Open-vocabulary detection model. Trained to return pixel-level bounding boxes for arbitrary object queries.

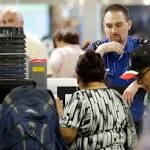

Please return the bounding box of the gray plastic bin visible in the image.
[29,57,47,88]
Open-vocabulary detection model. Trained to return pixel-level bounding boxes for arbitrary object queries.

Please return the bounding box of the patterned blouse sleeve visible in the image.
[118,93,138,150]
[60,91,86,129]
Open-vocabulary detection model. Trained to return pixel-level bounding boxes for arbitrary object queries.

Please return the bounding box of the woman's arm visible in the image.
[60,127,78,144]
[121,97,138,149]
[55,97,78,144]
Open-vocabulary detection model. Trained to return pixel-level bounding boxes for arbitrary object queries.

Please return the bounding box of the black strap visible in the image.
[92,40,102,50]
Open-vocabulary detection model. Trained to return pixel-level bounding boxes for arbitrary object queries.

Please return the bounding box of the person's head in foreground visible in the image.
[130,45,150,92]
[137,67,150,92]
[75,50,105,88]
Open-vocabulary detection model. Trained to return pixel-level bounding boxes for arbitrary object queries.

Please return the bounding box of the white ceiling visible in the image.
[0,0,150,5]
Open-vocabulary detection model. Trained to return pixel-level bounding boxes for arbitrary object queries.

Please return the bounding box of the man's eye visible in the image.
[116,24,123,27]
[106,25,112,28]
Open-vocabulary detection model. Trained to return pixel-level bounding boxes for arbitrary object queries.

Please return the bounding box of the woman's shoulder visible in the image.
[73,88,121,95]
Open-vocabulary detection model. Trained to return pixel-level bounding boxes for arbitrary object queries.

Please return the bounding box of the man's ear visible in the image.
[103,22,106,30]
[21,20,24,27]
[76,74,80,84]
[128,20,132,30]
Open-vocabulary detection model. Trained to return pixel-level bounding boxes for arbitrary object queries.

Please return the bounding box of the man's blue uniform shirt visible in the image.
[90,36,145,121]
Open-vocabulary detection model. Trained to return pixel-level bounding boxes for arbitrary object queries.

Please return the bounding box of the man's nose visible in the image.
[111,26,118,33]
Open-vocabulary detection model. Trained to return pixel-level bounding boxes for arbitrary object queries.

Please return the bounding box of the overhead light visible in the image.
[143,0,150,5]
[78,0,85,6]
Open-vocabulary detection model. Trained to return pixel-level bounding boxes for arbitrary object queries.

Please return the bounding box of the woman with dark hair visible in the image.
[56,50,137,150]
[48,28,83,77]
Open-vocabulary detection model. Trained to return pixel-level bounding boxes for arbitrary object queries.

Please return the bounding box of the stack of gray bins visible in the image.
[0,27,29,79]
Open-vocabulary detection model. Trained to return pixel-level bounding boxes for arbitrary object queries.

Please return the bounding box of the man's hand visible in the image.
[123,81,142,106]
[96,41,124,56]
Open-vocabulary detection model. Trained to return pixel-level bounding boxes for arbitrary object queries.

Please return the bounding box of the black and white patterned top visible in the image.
[60,88,137,150]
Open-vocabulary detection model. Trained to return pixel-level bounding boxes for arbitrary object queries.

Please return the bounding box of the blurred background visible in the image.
[1,0,150,136]
[0,0,150,50]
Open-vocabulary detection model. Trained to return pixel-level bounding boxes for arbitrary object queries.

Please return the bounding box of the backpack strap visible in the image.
[0,129,49,150]
[25,129,49,150]
[47,89,57,108]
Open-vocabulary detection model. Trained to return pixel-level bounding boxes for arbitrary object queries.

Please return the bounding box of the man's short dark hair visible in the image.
[104,4,130,21]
